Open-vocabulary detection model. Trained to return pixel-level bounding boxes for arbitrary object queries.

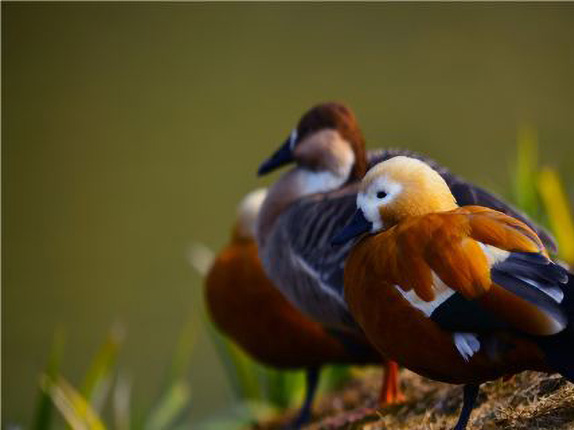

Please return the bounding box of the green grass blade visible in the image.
[140,315,197,429]
[32,329,65,430]
[163,315,198,391]
[263,368,286,408]
[538,167,574,264]
[40,374,107,430]
[81,325,125,412]
[264,369,304,410]
[223,337,264,401]
[318,365,351,394]
[203,310,263,401]
[263,366,350,412]
[513,126,540,219]
[144,381,191,430]
[112,372,131,430]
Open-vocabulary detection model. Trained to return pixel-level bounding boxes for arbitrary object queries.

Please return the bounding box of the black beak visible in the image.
[257,137,295,176]
[331,209,372,246]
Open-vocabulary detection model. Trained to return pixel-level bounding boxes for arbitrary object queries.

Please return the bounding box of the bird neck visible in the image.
[257,166,351,246]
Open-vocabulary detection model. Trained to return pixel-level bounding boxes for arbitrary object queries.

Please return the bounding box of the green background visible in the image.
[3,2,574,426]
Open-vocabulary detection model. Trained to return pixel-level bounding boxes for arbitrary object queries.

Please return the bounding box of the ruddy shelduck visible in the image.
[205,189,388,428]
[333,156,573,430]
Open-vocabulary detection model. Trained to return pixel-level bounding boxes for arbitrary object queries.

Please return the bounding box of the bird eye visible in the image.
[377,191,387,199]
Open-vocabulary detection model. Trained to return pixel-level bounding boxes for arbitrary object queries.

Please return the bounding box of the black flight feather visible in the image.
[490,268,567,330]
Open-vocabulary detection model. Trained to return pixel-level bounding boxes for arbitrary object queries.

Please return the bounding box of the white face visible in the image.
[356,176,403,232]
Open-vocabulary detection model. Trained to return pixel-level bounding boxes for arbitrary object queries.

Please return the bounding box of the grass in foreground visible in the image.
[32,322,195,430]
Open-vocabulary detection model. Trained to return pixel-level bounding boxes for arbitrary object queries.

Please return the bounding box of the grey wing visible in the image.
[368,149,557,252]
[260,191,362,332]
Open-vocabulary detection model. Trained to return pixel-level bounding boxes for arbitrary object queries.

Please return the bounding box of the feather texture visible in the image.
[348,206,567,339]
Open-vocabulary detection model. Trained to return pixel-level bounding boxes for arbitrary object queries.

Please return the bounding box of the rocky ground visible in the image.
[257,368,574,430]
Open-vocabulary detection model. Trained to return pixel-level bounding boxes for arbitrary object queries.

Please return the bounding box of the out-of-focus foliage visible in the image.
[41,375,107,430]
[33,330,65,430]
[81,326,124,414]
[512,129,574,265]
[538,167,574,265]
[33,323,195,430]
[513,127,541,220]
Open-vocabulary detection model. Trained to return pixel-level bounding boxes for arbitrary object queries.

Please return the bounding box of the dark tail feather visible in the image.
[538,272,574,383]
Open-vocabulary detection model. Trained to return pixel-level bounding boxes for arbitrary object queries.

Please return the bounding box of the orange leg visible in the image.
[379,360,405,406]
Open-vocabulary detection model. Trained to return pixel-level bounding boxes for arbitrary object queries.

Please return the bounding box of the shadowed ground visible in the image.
[258,369,574,430]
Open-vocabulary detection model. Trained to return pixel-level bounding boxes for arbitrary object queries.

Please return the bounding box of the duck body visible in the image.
[334,156,573,429]
[344,206,560,384]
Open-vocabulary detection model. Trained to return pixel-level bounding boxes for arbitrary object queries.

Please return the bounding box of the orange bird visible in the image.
[332,156,573,430]
[205,189,391,429]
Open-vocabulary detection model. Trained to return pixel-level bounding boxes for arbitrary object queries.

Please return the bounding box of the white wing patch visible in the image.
[395,268,483,361]
[480,243,510,265]
[395,271,455,317]
[453,332,481,361]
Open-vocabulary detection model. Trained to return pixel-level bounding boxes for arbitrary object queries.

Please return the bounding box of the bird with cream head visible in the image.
[333,156,574,430]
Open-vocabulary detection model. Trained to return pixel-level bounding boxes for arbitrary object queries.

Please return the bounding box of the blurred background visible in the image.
[3,2,574,428]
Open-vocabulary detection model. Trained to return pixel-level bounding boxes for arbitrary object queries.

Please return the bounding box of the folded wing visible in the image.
[377,207,568,337]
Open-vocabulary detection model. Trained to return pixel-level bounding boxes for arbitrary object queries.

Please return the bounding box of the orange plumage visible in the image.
[345,206,554,383]
[334,157,572,430]
[366,206,542,302]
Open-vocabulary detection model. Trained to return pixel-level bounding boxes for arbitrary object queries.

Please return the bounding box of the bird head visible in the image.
[257,102,367,182]
[332,156,458,244]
